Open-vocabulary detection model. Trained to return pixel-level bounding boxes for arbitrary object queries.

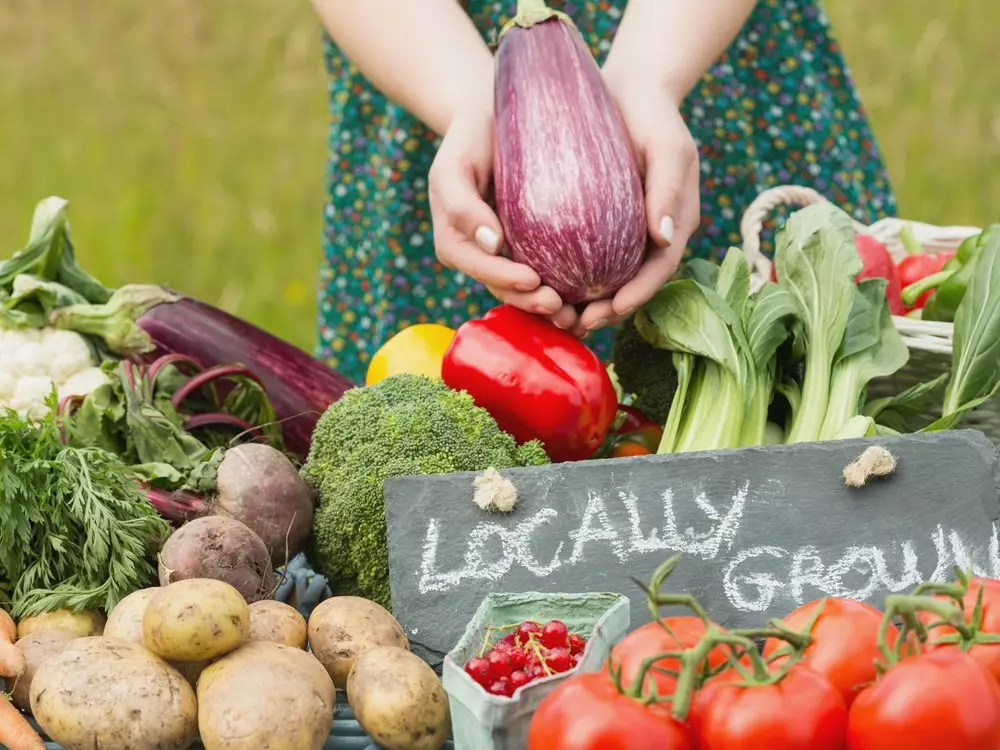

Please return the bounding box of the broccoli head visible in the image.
[303,374,549,608]
[611,314,677,425]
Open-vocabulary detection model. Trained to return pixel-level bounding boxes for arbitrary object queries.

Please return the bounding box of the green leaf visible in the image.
[864,373,949,433]
[746,284,798,369]
[835,278,886,365]
[714,247,752,320]
[679,259,719,290]
[941,233,1000,417]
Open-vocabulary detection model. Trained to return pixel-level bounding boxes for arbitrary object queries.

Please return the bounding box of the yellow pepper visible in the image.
[366,324,456,386]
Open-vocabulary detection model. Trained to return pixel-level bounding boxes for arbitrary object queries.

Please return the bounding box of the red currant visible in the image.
[507,647,527,671]
[570,651,583,668]
[567,634,586,654]
[496,633,518,651]
[486,649,512,680]
[464,657,491,687]
[541,620,569,649]
[528,663,547,680]
[545,646,572,673]
[509,669,530,694]
[487,677,512,697]
[516,621,541,646]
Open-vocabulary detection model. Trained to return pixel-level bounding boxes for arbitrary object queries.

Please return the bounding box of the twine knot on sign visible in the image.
[472,467,520,512]
[843,446,898,488]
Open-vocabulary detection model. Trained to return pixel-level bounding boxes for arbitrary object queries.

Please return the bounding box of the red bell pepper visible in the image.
[769,234,905,315]
[897,251,955,311]
[441,305,618,463]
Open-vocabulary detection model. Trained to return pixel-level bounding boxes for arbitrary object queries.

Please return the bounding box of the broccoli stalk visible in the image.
[302,374,549,609]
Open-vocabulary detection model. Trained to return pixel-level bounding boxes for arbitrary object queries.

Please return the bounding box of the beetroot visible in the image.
[158,516,276,603]
[493,0,647,304]
[145,443,315,567]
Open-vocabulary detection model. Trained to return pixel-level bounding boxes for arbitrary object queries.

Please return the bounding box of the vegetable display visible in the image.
[493,0,647,304]
[441,304,618,462]
[366,323,456,386]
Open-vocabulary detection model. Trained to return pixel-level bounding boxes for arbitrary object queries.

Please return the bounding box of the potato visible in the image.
[17,609,105,639]
[308,596,409,689]
[104,588,160,643]
[30,636,197,750]
[248,600,307,648]
[347,646,449,750]
[104,586,210,687]
[10,630,77,711]
[144,578,249,662]
[198,641,335,750]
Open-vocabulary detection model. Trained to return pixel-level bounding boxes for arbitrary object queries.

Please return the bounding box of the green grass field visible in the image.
[0,0,995,351]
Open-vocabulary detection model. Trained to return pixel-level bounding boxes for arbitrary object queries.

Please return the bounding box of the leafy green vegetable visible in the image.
[776,204,863,443]
[0,396,170,617]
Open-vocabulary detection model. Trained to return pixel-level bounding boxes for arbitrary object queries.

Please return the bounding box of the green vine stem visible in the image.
[605,553,816,723]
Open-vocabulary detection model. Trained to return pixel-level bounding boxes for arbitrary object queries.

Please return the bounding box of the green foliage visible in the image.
[304,374,549,608]
[0,397,171,617]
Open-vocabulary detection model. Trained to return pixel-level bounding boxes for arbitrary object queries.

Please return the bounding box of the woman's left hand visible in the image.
[567,69,702,337]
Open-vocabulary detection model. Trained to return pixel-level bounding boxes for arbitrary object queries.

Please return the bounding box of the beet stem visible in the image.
[171,365,262,411]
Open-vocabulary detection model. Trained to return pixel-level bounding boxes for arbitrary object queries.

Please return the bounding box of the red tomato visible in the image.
[527,672,692,750]
[848,649,1000,749]
[762,597,896,707]
[916,576,1000,681]
[605,617,730,696]
[689,664,847,750]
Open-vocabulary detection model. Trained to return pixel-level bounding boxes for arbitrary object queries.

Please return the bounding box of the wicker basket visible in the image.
[738,185,1000,441]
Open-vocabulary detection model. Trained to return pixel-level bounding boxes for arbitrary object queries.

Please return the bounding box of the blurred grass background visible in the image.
[0,0,996,351]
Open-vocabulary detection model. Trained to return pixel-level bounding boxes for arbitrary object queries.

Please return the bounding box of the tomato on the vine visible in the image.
[762,597,896,707]
[848,648,1000,749]
[605,617,729,696]
[915,576,1000,681]
[689,663,847,750]
[527,672,692,750]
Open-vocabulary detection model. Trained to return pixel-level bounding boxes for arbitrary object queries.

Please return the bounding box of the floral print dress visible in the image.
[318,0,896,383]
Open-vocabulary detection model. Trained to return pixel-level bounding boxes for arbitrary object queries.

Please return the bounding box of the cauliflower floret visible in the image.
[9,375,56,418]
[0,369,16,404]
[41,328,96,384]
[4,339,49,378]
[58,366,109,399]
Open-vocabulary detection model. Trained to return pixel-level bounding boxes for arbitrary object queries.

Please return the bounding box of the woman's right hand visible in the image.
[428,104,576,327]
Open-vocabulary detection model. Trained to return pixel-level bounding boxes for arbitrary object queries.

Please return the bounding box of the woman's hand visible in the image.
[571,69,702,335]
[428,104,572,323]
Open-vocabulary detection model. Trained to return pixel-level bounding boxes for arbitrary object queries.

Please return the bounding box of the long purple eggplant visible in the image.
[493,0,647,305]
[49,285,355,459]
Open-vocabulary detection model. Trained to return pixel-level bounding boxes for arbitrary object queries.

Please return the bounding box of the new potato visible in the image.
[30,636,198,750]
[198,641,335,750]
[247,600,307,648]
[347,646,450,750]
[143,579,249,662]
[17,609,105,639]
[308,596,409,688]
[10,630,77,711]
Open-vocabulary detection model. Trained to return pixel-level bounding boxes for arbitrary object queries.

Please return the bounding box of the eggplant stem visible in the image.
[171,365,262,411]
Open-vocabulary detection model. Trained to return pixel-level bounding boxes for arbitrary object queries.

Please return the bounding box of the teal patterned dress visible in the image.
[318,0,896,383]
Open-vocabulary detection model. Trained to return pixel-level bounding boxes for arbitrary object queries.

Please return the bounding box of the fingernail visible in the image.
[588,318,610,331]
[659,216,675,244]
[533,304,557,315]
[515,282,536,292]
[552,319,568,329]
[475,226,500,253]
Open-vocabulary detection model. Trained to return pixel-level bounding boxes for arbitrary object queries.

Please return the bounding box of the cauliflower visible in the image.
[0,325,109,417]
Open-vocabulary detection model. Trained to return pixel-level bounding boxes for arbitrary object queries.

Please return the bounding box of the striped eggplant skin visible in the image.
[493,18,648,305]
[134,294,356,460]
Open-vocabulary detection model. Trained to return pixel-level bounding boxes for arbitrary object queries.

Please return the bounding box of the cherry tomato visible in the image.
[690,664,847,750]
[527,672,692,750]
[763,597,897,707]
[605,617,730,696]
[916,576,1000,681]
[848,648,1000,749]
[614,405,658,434]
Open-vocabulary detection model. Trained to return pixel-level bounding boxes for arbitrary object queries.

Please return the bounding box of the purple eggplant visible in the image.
[49,285,355,459]
[493,0,648,305]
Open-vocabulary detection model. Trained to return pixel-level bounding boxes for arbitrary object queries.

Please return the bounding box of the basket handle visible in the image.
[740,185,871,280]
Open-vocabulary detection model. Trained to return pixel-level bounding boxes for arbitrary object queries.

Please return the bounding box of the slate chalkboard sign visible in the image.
[383,430,1000,667]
